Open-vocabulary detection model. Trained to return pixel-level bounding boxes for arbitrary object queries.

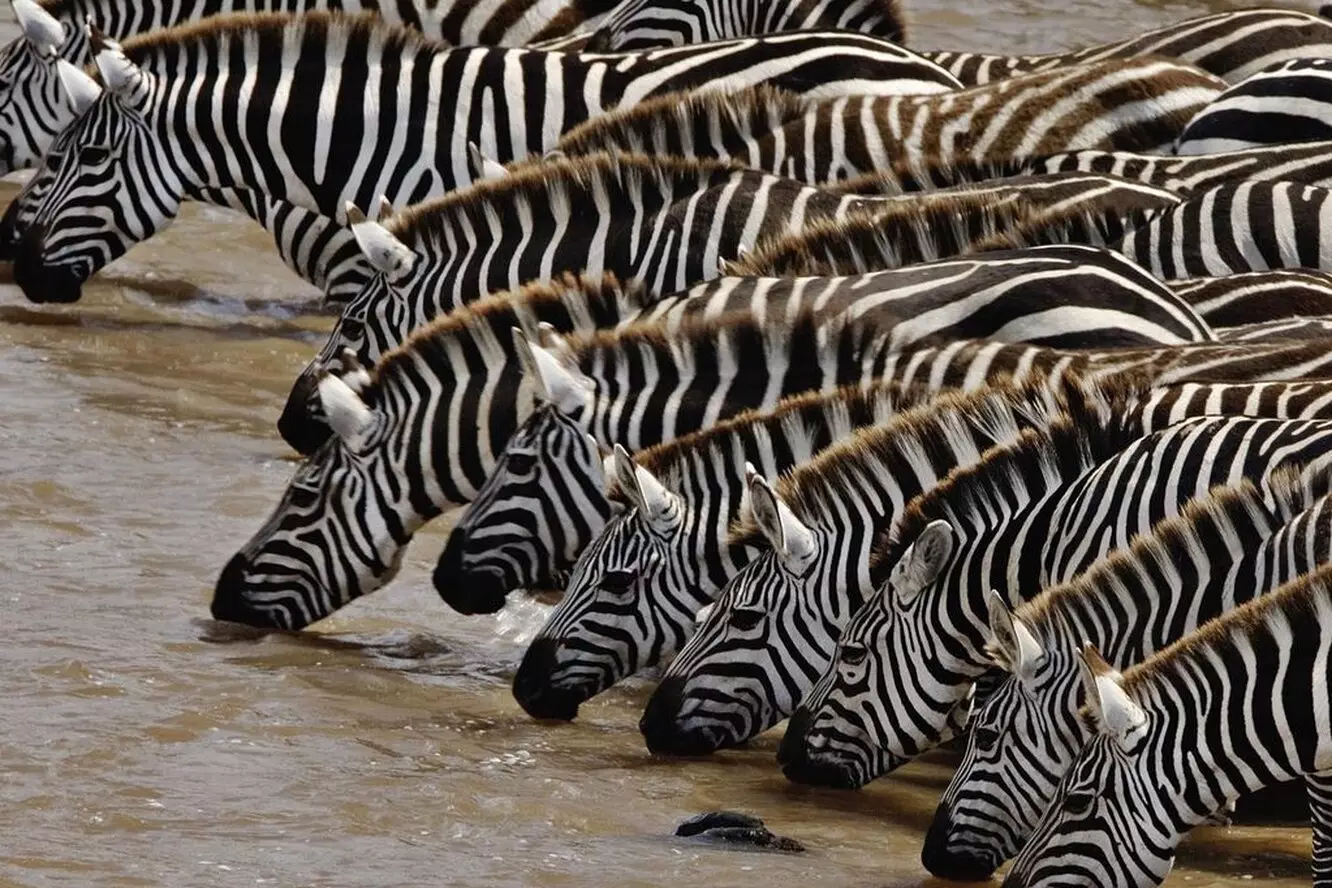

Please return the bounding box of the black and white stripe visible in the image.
[1003,561,1332,888]
[1175,58,1332,156]
[778,415,1332,788]
[923,468,1332,881]
[8,11,960,303]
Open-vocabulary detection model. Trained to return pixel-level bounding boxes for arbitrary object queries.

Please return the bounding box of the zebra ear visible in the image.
[747,472,816,566]
[467,142,510,181]
[375,195,395,222]
[512,329,593,415]
[536,321,569,351]
[1077,643,1147,750]
[318,372,375,447]
[56,59,101,115]
[348,208,416,279]
[888,519,953,606]
[90,25,148,102]
[613,443,678,532]
[986,591,1044,683]
[15,0,64,55]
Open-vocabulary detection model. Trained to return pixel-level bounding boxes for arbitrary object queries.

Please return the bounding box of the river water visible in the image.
[0,3,1319,885]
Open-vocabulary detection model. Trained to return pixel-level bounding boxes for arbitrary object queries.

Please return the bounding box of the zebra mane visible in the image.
[966,201,1156,255]
[724,372,1114,551]
[553,84,808,158]
[863,374,1145,578]
[372,271,648,387]
[1015,464,1332,650]
[1111,557,1332,704]
[723,193,1032,277]
[628,379,933,498]
[833,154,1055,196]
[114,11,443,70]
[386,151,743,248]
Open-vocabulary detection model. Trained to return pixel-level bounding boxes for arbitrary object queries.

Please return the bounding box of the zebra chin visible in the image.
[13,225,86,303]
[511,638,591,721]
[920,803,1003,882]
[277,372,333,456]
[434,528,511,615]
[776,708,866,789]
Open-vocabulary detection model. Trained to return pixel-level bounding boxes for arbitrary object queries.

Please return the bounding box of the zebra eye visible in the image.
[840,643,868,667]
[506,452,537,474]
[973,727,1001,750]
[1060,791,1096,817]
[598,569,635,594]
[729,606,764,632]
[80,145,112,166]
[339,318,365,340]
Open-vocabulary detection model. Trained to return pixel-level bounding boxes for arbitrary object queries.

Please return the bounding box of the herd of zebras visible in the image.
[16,0,1332,881]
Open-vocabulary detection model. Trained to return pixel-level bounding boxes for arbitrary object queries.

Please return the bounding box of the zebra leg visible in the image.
[1308,771,1332,886]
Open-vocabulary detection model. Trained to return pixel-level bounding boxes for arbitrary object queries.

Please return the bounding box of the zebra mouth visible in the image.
[512,637,586,721]
[638,675,730,756]
[434,528,511,615]
[777,708,865,789]
[13,223,86,303]
[920,802,1003,881]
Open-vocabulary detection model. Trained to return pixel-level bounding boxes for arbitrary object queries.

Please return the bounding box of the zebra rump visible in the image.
[1175,58,1332,156]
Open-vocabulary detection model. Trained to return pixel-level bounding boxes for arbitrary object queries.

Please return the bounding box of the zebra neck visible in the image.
[1257,494,1332,590]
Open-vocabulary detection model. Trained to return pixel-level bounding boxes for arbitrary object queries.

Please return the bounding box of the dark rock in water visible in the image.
[674,811,806,853]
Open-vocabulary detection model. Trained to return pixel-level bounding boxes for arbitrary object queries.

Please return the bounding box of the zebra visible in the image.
[552,62,1226,186]
[1168,269,1332,328]
[775,414,1332,788]
[1175,58,1332,156]
[0,0,620,182]
[923,467,1332,882]
[833,140,1332,198]
[572,0,905,52]
[915,8,1332,87]
[425,245,1214,600]
[216,249,1218,631]
[1001,561,1332,888]
[639,387,1332,757]
[7,13,961,305]
[1216,316,1332,343]
[275,156,1033,452]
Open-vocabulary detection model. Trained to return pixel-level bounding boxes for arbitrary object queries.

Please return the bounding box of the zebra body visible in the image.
[838,140,1332,198]
[640,386,1332,758]
[1176,58,1332,156]
[916,8,1332,87]
[1169,268,1332,327]
[1216,316,1332,343]
[0,0,616,179]
[779,415,1332,788]
[924,469,1332,881]
[555,62,1226,185]
[575,0,905,52]
[8,12,960,304]
[1002,561,1332,888]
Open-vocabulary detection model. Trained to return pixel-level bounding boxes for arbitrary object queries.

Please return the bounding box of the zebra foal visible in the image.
[1003,560,1332,888]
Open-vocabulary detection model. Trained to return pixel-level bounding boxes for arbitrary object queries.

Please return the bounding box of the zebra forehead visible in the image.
[372,271,647,384]
[384,151,744,246]
[111,11,440,73]
[724,193,1034,278]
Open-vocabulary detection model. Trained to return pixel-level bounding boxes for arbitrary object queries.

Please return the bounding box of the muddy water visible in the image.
[0,3,1320,885]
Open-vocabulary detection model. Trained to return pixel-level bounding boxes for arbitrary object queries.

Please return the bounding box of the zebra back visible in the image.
[1168,269,1332,327]
[1176,58,1332,156]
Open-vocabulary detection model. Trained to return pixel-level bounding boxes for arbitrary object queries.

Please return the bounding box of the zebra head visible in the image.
[778,519,964,788]
[278,212,420,455]
[512,446,697,721]
[0,0,75,181]
[13,31,184,304]
[923,594,1069,881]
[434,401,609,616]
[212,373,424,630]
[1002,646,1171,888]
[638,472,830,756]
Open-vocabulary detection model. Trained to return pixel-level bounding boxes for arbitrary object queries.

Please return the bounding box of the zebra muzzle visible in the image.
[277,371,333,456]
[639,676,722,756]
[919,802,1003,882]
[512,638,584,721]
[777,708,862,789]
[434,528,511,615]
[0,199,22,262]
[13,223,84,304]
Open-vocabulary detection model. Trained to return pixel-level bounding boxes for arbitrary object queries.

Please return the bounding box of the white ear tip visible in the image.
[613,443,632,461]
[744,461,760,479]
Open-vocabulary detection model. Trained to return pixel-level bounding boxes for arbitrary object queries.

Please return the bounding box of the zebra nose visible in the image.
[277,370,333,456]
[0,199,22,262]
[211,553,260,625]
[777,707,860,788]
[13,223,84,304]
[640,676,717,756]
[434,529,510,615]
[512,638,582,721]
[920,802,1001,881]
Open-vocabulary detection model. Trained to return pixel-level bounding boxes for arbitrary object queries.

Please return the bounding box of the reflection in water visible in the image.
[0,2,1315,885]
